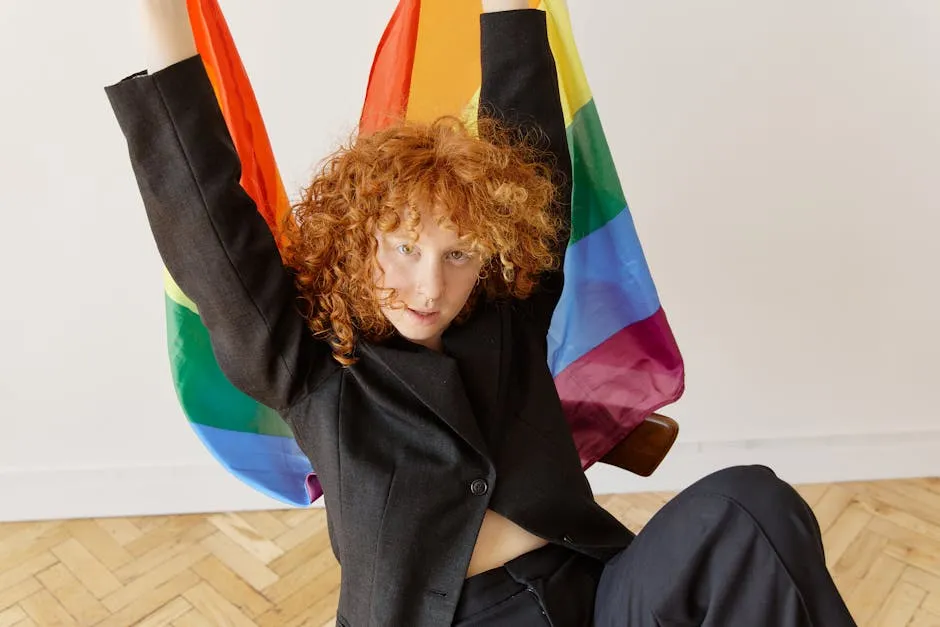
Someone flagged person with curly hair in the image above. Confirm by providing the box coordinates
[105,1,856,625]
[281,115,563,366]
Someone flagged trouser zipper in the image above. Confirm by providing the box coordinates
[525,584,554,626]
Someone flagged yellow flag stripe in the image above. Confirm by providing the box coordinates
[164,268,199,315]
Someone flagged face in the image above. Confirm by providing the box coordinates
[375,212,485,351]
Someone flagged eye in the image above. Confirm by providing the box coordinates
[447,250,471,263]
[397,243,416,255]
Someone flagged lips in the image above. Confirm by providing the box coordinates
[406,307,441,326]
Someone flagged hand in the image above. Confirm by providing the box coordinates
[482,0,530,12]
[141,0,197,71]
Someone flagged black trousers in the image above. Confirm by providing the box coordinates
[453,465,857,626]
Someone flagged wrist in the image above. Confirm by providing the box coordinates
[482,0,530,12]
[141,0,197,71]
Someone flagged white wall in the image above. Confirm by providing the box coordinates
[0,0,937,523]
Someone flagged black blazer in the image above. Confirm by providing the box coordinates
[106,10,633,626]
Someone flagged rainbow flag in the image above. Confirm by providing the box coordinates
[169,0,684,508]
[165,0,313,506]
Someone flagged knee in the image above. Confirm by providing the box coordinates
[702,464,780,488]
[686,464,809,513]
[681,464,827,556]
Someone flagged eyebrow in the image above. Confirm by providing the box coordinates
[384,233,472,247]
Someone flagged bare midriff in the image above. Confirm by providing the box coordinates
[466,509,549,578]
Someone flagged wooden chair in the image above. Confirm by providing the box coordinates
[599,413,679,477]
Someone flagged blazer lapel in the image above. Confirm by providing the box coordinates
[443,303,509,456]
[360,303,510,462]
[362,337,491,460]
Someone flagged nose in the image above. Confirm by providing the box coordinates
[416,258,444,303]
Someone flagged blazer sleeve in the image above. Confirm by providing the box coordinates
[104,55,338,411]
[479,9,571,331]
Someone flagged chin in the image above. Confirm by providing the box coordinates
[401,327,443,344]
[394,319,448,350]
[384,307,453,349]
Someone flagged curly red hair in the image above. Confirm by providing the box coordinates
[279,116,565,365]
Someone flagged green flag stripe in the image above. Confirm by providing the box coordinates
[568,98,628,243]
[165,295,295,438]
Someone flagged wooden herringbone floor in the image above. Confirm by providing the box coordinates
[1,478,939,626]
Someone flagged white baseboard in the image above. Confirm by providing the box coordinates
[586,428,940,495]
[0,462,297,523]
[2,430,938,523]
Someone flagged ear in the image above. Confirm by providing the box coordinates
[498,254,516,283]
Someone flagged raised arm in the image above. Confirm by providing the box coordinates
[479,2,572,329]
[105,0,337,410]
